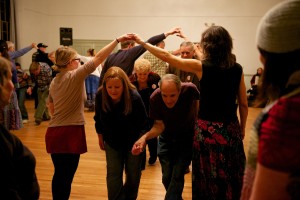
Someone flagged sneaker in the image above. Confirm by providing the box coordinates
[22,119,28,124]
[34,120,41,126]
[42,116,51,121]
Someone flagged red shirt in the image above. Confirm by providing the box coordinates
[258,94,300,172]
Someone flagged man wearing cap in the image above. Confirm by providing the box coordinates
[32,43,53,68]
[31,43,54,108]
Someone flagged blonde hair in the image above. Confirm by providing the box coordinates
[6,41,14,51]
[55,47,77,69]
[134,58,151,73]
[29,62,40,74]
[100,66,136,115]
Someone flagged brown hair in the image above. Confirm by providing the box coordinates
[255,48,300,105]
[99,66,136,115]
[121,40,135,49]
[0,40,10,60]
[0,57,12,105]
[200,26,235,68]
[87,48,95,56]
[0,57,11,85]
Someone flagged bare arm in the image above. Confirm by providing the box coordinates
[97,133,105,150]
[237,73,248,139]
[250,164,290,200]
[131,120,165,155]
[48,102,54,116]
[133,34,203,80]
[92,34,134,67]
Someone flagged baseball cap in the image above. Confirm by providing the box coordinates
[37,43,48,48]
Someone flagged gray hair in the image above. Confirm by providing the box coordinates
[159,74,181,91]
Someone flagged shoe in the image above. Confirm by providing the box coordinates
[34,120,41,126]
[184,167,190,174]
[42,116,51,121]
[22,119,28,124]
[148,156,157,165]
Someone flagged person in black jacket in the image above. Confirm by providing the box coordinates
[99,27,181,85]
[0,57,39,200]
[94,67,148,200]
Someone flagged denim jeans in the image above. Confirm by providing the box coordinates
[16,87,28,120]
[158,146,192,200]
[105,143,143,200]
[34,87,50,122]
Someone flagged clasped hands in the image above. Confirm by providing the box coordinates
[131,135,147,156]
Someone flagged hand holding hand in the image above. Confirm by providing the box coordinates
[165,27,181,37]
[176,29,188,40]
[116,33,135,43]
[132,34,145,45]
[131,136,146,155]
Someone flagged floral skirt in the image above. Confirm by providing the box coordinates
[192,119,246,200]
[0,91,23,130]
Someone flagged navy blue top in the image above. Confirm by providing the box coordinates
[94,89,148,151]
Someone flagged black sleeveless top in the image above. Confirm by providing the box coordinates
[198,60,242,123]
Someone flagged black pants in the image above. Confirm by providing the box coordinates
[141,137,158,169]
[51,153,80,200]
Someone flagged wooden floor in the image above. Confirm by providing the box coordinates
[11,100,261,200]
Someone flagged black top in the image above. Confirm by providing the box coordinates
[99,33,166,85]
[0,124,39,200]
[198,60,243,123]
[94,89,148,151]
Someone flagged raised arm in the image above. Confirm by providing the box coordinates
[92,34,134,67]
[133,34,203,80]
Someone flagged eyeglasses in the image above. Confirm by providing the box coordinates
[72,58,81,62]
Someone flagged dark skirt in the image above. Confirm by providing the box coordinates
[192,119,246,200]
[46,125,87,154]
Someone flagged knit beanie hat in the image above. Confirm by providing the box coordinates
[256,0,300,53]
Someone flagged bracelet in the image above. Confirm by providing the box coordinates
[116,38,120,43]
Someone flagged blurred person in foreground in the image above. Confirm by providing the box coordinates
[0,57,39,200]
[241,1,300,199]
